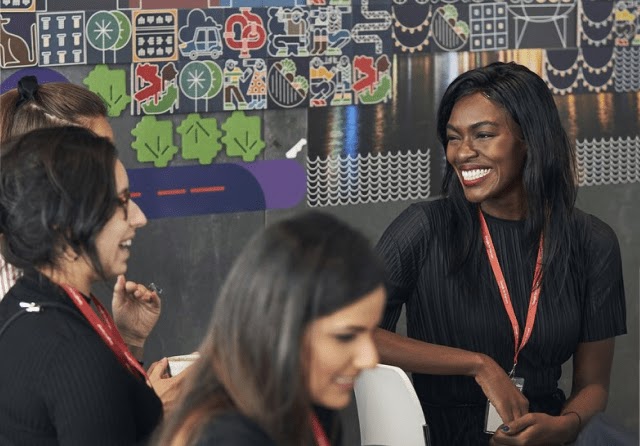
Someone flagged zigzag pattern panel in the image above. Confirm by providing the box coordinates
[577,135,640,186]
[306,149,430,207]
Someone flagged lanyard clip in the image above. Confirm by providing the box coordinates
[19,302,41,313]
[508,363,517,378]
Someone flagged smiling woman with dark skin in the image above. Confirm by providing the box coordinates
[374,62,626,445]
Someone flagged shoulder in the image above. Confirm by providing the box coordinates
[378,198,451,243]
[395,198,452,225]
[194,412,277,446]
[571,209,621,254]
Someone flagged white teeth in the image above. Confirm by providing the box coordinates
[461,168,491,181]
[119,240,132,248]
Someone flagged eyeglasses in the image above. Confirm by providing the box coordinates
[115,189,131,219]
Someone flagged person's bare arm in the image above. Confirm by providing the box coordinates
[375,328,529,422]
[491,338,614,445]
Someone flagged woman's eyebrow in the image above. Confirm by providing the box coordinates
[447,120,500,131]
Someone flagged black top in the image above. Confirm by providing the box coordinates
[376,198,627,445]
[0,271,162,446]
[195,413,277,446]
[194,406,341,446]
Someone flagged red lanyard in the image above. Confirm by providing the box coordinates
[310,412,331,446]
[60,284,149,382]
[478,209,544,376]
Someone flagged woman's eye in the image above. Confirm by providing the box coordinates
[476,133,493,139]
[446,135,459,142]
[334,333,356,343]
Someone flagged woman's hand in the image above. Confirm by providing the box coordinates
[112,275,161,351]
[147,358,191,416]
[474,354,529,424]
[489,412,578,445]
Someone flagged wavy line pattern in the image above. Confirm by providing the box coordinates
[614,47,640,92]
[577,136,640,186]
[306,150,431,207]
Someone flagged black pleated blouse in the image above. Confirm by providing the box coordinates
[376,198,626,445]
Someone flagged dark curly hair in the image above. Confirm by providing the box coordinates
[0,126,119,278]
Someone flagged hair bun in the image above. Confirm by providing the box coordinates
[16,75,39,108]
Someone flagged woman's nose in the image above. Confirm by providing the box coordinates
[354,335,379,371]
[129,200,147,228]
[455,137,478,161]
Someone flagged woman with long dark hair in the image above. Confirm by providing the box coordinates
[375,62,626,445]
[155,212,386,445]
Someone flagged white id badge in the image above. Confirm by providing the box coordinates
[484,377,525,434]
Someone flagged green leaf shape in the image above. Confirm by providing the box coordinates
[177,113,223,165]
[220,111,265,163]
[83,65,131,117]
[141,84,179,114]
[442,5,458,20]
[293,75,308,93]
[280,58,296,75]
[455,21,469,37]
[131,116,178,167]
[357,74,392,104]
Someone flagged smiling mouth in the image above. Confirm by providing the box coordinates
[335,376,355,385]
[461,168,491,181]
[119,240,132,250]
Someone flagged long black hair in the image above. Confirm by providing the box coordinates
[155,211,385,446]
[436,61,577,288]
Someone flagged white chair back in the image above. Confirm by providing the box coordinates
[354,364,429,446]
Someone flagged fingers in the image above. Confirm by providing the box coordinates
[114,275,126,291]
[504,394,529,422]
[494,395,527,424]
[491,414,537,446]
[148,357,169,382]
[112,275,126,299]
[124,281,160,305]
[501,414,535,435]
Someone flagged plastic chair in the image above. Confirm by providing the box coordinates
[354,364,430,446]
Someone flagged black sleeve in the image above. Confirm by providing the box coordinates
[194,413,277,446]
[43,333,161,446]
[580,215,627,342]
[375,204,430,331]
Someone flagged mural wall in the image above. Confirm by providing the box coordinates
[1,0,638,434]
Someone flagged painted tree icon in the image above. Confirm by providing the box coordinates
[86,10,131,64]
[179,61,222,113]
